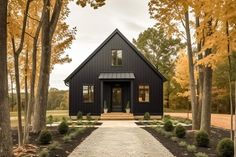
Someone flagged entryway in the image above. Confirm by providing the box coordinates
[112,87,122,111]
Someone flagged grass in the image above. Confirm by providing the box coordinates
[10,110,68,127]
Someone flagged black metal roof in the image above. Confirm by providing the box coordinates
[64,29,167,84]
[98,72,135,80]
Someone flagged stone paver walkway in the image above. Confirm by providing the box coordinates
[69,121,174,157]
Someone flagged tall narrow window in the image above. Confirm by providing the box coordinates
[112,50,122,66]
[138,85,149,102]
[83,85,94,103]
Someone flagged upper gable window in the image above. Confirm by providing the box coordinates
[112,50,122,66]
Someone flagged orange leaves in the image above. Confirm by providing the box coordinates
[174,50,190,97]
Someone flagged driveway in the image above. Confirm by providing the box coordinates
[166,112,234,130]
[69,121,174,157]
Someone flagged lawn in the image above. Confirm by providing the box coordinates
[10,110,68,127]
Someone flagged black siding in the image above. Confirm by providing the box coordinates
[68,32,164,116]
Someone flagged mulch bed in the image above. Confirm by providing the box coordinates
[135,121,160,125]
[143,126,230,157]
[12,127,97,157]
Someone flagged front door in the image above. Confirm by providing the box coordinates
[112,87,122,112]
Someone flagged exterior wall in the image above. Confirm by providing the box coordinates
[68,33,163,116]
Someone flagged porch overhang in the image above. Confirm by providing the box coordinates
[98,72,135,80]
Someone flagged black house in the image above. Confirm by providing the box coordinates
[64,29,166,116]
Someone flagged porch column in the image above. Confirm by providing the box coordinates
[130,80,133,113]
[100,80,103,113]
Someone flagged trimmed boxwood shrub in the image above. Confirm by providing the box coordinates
[164,120,174,132]
[195,130,209,147]
[58,121,69,134]
[144,112,150,120]
[38,130,52,145]
[216,138,234,157]
[86,113,92,121]
[163,115,171,122]
[77,111,83,120]
[175,125,186,138]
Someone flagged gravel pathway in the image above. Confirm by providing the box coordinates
[69,121,174,157]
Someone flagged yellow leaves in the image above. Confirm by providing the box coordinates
[174,50,189,97]
[76,0,105,9]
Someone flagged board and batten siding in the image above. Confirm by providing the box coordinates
[68,31,164,116]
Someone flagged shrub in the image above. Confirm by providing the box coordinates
[86,113,92,121]
[39,148,49,157]
[48,141,60,150]
[69,132,79,139]
[195,130,209,147]
[62,116,67,122]
[155,127,163,134]
[164,120,174,132]
[38,130,52,145]
[178,141,187,147]
[47,115,53,126]
[175,125,186,138]
[58,121,69,134]
[163,115,171,122]
[194,152,208,157]
[63,135,71,143]
[171,136,179,142]
[144,112,150,120]
[216,138,234,157]
[164,131,173,138]
[77,111,83,120]
[187,144,197,153]
[76,128,86,134]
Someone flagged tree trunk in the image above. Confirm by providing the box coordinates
[226,21,234,140]
[0,0,12,156]
[12,50,23,146]
[24,5,44,143]
[32,0,62,133]
[196,16,203,130]
[234,80,236,154]
[200,17,213,134]
[24,50,29,118]
[10,73,14,112]
[200,49,213,133]
[184,10,198,130]
[10,0,31,146]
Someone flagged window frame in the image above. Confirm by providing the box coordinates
[138,85,150,103]
[111,49,123,66]
[82,84,95,103]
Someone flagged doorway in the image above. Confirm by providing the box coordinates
[112,87,122,112]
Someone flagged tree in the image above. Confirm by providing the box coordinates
[9,0,32,146]
[33,0,105,133]
[133,26,183,108]
[148,0,199,130]
[32,0,63,133]
[0,0,12,156]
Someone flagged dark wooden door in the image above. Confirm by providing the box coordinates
[112,87,122,112]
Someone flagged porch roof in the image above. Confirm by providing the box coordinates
[98,72,135,80]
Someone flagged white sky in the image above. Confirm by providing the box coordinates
[49,0,156,90]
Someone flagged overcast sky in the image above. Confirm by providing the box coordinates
[49,0,156,90]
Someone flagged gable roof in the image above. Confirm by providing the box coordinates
[64,29,167,84]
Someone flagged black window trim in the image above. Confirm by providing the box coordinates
[111,49,123,66]
[138,84,150,103]
[82,84,95,103]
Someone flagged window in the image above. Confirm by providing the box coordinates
[138,85,149,102]
[83,85,94,103]
[112,50,122,66]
